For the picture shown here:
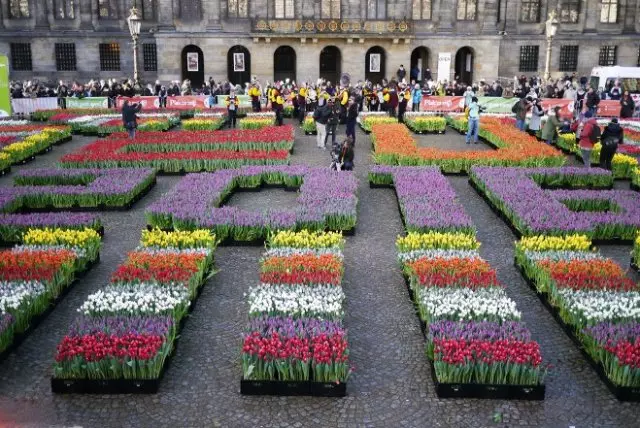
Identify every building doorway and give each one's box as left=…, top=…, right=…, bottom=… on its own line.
left=410, top=47, right=430, bottom=83
left=319, top=46, right=341, bottom=86
left=365, top=46, right=386, bottom=85
left=454, top=46, right=474, bottom=86
left=227, top=45, right=251, bottom=86
left=181, top=45, right=204, bottom=89
left=274, top=46, right=296, bottom=83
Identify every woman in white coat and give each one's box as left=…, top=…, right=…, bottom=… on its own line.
left=528, top=98, right=544, bottom=136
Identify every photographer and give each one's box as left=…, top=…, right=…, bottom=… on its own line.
left=122, top=100, right=142, bottom=140
left=465, top=96, right=484, bottom=145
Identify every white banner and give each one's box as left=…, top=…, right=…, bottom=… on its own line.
left=437, top=52, right=452, bottom=84
left=11, top=97, right=58, bottom=114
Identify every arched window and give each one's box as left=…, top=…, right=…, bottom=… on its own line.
left=320, top=0, right=340, bottom=19
left=412, top=0, right=431, bottom=20
left=9, top=0, right=29, bottom=18
left=98, top=0, right=117, bottom=19
left=456, top=0, right=476, bottom=21
left=180, top=0, right=202, bottom=21
left=228, top=0, right=248, bottom=18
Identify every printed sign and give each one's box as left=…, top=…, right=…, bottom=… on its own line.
left=233, top=53, right=245, bottom=72
left=65, top=97, right=109, bottom=109
left=187, top=52, right=199, bottom=72
left=437, top=53, right=451, bottom=84
left=369, top=53, right=381, bottom=73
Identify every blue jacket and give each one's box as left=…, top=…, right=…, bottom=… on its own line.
left=411, top=88, right=422, bottom=104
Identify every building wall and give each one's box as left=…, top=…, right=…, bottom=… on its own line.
left=0, top=0, right=638, bottom=84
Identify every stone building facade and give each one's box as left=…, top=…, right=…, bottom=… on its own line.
left=0, top=0, right=639, bottom=87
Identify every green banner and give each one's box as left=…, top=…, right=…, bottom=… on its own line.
left=477, top=97, right=518, bottom=114
left=65, top=97, right=108, bottom=109
left=0, top=55, right=11, bottom=117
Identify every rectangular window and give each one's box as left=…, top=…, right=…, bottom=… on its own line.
left=321, top=0, right=340, bottom=19
left=10, top=43, right=32, bottom=71
left=274, top=0, right=294, bottom=18
left=227, top=0, right=248, bottom=18
left=98, top=0, right=117, bottom=19
left=560, top=0, right=580, bottom=23
left=99, top=43, right=120, bottom=71
left=519, top=45, right=539, bottom=72
left=520, top=0, right=539, bottom=22
left=9, top=0, right=30, bottom=18
left=143, top=43, right=157, bottom=71
left=55, top=0, right=75, bottom=19
left=600, top=0, right=618, bottom=23
left=140, top=0, right=155, bottom=20
left=457, top=0, right=477, bottom=20
left=55, top=43, right=77, bottom=71
left=599, top=45, right=617, bottom=66
left=559, top=45, right=579, bottom=72
left=412, top=0, right=431, bottom=20
left=367, top=0, right=386, bottom=19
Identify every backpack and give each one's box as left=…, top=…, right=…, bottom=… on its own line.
left=589, top=123, right=601, bottom=143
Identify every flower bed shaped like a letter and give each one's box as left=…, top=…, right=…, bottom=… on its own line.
left=59, top=127, right=294, bottom=173
left=470, top=166, right=640, bottom=241
left=146, top=165, right=357, bottom=242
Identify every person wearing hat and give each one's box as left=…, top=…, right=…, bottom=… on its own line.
left=570, top=110, right=599, bottom=167
left=313, top=93, right=331, bottom=149
left=272, top=85, right=285, bottom=126
left=599, top=117, right=624, bottom=170
left=248, top=83, right=261, bottom=112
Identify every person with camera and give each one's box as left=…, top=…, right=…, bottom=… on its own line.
left=599, top=118, right=624, bottom=171
left=465, top=96, right=483, bottom=145
left=122, top=100, right=142, bottom=140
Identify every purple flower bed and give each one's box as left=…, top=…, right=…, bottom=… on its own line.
left=68, top=315, right=174, bottom=337
left=0, top=212, right=101, bottom=243
left=428, top=320, right=532, bottom=342
left=246, top=316, right=345, bottom=337
left=469, top=166, right=640, bottom=240
left=146, top=165, right=358, bottom=241
left=369, top=165, right=474, bottom=234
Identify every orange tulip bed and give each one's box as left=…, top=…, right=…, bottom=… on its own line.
left=371, top=117, right=565, bottom=174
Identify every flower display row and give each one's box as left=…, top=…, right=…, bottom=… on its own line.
left=369, top=166, right=474, bottom=234
left=469, top=166, right=640, bottom=240
left=62, top=113, right=179, bottom=135
left=404, top=116, right=446, bottom=134
left=146, top=165, right=358, bottom=242
left=633, top=233, right=640, bottom=272
left=33, top=108, right=114, bottom=122
left=302, top=113, right=317, bottom=135
left=575, top=145, right=639, bottom=179
left=239, top=117, right=274, bottom=130
left=182, top=115, right=225, bottom=131
left=241, top=230, right=350, bottom=396
left=1, top=127, right=71, bottom=166
left=52, top=229, right=217, bottom=393
left=0, top=227, right=101, bottom=356
left=59, top=126, right=295, bottom=172
left=371, top=117, right=564, bottom=173
left=515, top=235, right=640, bottom=399
left=1, top=168, right=156, bottom=213
left=357, top=114, right=398, bottom=133
left=0, top=120, right=29, bottom=126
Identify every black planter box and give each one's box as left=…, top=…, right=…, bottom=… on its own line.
left=631, top=183, right=639, bottom=192
left=51, top=377, right=161, bottom=394
left=632, top=261, right=639, bottom=274
left=0, top=166, right=10, bottom=176
left=368, top=182, right=394, bottom=189
left=515, top=261, right=640, bottom=402
left=53, top=136, right=73, bottom=145
left=240, top=379, right=346, bottom=397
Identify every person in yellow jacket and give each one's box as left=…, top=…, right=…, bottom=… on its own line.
left=225, top=89, right=239, bottom=128
left=382, top=88, right=390, bottom=112
left=297, top=84, right=308, bottom=124
left=248, top=84, right=261, bottom=112
left=398, top=84, right=411, bottom=123
left=273, top=87, right=285, bottom=126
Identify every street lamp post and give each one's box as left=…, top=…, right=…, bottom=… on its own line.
left=544, top=11, right=559, bottom=82
left=127, top=5, right=142, bottom=86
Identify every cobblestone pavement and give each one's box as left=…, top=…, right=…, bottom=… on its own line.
left=0, top=122, right=638, bottom=427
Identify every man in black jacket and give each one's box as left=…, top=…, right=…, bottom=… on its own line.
left=600, top=118, right=624, bottom=170
left=121, top=100, right=142, bottom=139
left=585, top=87, right=600, bottom=116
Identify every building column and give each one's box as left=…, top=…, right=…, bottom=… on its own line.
left=79, top=0, right=93, bottom=29
left=157, top=0, right=176, bottom=30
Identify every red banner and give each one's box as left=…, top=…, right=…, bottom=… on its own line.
left=116, top=96, right=210, bottom=110
left=597, top=100, right=622, bottom=117
left=420, top=96, right=464, bottom=112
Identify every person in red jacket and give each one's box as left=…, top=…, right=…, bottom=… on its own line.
left=570, top=110, right=599, bottom=167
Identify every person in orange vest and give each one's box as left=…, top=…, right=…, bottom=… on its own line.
left=398, top=83, right=411, bottom=123
left=273, top=85, right=285, bottom=126
left=381, top=87, right=390, bottom=113
left=248, top=83, right=261, bottom=112
left=297, top=83, right=307, bottom=125
left=338, top=86, right=349, bottom=123
left=225, top=89, right=239, bottom=128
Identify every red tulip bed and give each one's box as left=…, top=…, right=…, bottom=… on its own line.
left=0, top=227, right=101, bottom=359
left=240, top=230, right=351, bottom=397
left=371, top=166, right=547, bottom=399
left=59, top=126, right=295, bottom=173
left=515, top=235, right=640, bottom=401
left=51, top=229, right=217, bottom=394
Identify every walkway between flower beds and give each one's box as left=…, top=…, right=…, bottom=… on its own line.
left=0, top=126, right=638, bottom=425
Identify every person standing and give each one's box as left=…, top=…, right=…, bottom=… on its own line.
left=345, top=97, right=358, bottom=145
left=313, top=95, right=331, bottom=149
left=158, top=85, right=168, bottom=108
left=541, top=106, right=562, bottom=145
left=585, top=87, right=600, bottom=117
left=620, top=91, right=635, bottom=118
left=325, top=98, right=339, bottom=148
left=249, top=83, right=261, bottom=112
left=297, top=84, right=307, bottom=125
left=599, top=117, right=623, bottom=170
left=411, top=83, right=422, bottom=112
left=121, top=100, right=142, bottom=139
left=225, top=89, right=239, bottom=128
left=338, top=136, right=355, bottom=171
left=465, top=96, right=481, bottom=145
left=398, top=84, right=410, bottom=123
left=528, top=99, right=544, bottom=136
left=388, top=85, right=399, bottom=118
left=397, top=65, right=406, bottom=82
left=273, top=86, right=285, bottom=126
left=571, top=110, right=599, bottom=167
left=512, top=97, right=529, bottom=131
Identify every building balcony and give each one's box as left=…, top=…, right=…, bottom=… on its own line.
left=250, top=19, right=413, bottom=37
